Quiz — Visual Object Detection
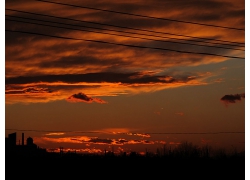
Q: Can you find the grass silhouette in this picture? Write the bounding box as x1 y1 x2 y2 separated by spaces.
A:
5 141 245 179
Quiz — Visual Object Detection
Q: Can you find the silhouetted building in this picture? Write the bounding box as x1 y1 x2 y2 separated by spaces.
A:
7 132 16 146
5 132 46 158
22 133 24 146
27 137 34 146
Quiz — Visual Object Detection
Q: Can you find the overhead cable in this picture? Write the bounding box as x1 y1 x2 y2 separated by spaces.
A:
6 8 245 47
6 16 244 51
6 29 244 59
36 0 245 31
6 128 245 135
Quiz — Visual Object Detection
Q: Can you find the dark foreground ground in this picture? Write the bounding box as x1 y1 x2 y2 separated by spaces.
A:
6 152 245 180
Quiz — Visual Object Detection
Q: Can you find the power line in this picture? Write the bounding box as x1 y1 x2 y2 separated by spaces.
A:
6 8 244 47
6 29 244 59
5 128 245 135
36 0 245 31
147 132 245 135
5 128 96 133
5 16 244 52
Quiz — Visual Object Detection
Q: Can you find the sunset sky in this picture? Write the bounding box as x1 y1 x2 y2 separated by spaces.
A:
4 0 246 155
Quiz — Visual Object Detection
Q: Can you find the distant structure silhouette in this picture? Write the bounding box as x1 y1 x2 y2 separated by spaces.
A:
6 132 16 147
5 132 46 158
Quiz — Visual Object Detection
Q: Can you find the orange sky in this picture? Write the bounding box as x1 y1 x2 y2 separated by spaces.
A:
5 0 245 154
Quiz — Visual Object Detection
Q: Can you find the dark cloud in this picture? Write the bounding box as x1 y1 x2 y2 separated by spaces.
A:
220 93 245 104
143 140 153 144
67 92 107 104
6 0 244 82
117 139 128 144
91 0 244 30
5 70 204 104
66 136 155 145
88 138 113 144
5 72 195 85
5 0 244 105
69 92 93 101
38 54 129 68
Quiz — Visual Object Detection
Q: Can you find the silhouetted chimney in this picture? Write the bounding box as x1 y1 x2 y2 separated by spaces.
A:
22 133 24 146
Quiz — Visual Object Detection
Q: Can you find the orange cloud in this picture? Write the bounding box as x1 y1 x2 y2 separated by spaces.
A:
38 136 91 144
46 148 102 154
5 75 209 104
127 133 151 138
126 140 154 145
34 134 159 147
5 0 244 105
102 128 130 134
44 132 65 136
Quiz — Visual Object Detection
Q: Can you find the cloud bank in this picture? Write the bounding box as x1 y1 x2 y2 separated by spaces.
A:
5 0 244 104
